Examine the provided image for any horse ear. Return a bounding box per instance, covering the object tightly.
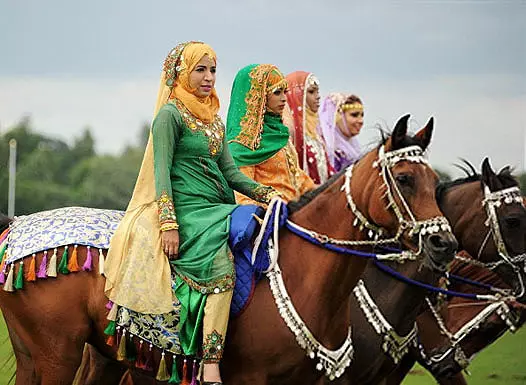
[390,114,410,150]
[481,157,497,189]
[414,117,434,151]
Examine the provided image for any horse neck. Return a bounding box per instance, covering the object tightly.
[280,178,370,324]
[363,261,437,336]
[440,183,492,260]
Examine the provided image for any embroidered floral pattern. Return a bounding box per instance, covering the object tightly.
[283,141,302,192]
[157,191,178,231]
[172,99,224,156]
[235,64,286,150]
[202,329,225,362]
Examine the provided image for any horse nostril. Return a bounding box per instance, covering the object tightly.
[428,234,458,254]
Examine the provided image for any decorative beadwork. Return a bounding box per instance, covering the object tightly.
[157,191,178,231]
[202,329,224,363]
[163,42,202,87]
[172,99,224,157]
[234,64,286,150]
[353,280,417,364]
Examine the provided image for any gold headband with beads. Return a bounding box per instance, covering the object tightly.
[339,103,363,113]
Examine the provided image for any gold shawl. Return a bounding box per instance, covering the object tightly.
[104,42,219,314]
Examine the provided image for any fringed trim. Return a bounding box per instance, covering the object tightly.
[26,254,36,282]
[14,261,24,290]
[68,245,80,272]
[3,264,14,292]
[58,246,69,275]
[83,246,93,271]
[189,359,198,385]
[156,352,170,381]
[98,249,105,275]
[0,245,107,292]
[47,249,58,277]
[109,320,199,384]
[37,251,48,279]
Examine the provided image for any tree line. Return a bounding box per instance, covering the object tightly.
[1,118,525,216]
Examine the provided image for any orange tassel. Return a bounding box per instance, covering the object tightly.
[0,258,6,275]
[26,254,37,282]
[67,245,80,272]
[106,334,116,346]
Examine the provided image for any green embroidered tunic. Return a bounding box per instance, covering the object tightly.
[152,99,272,354]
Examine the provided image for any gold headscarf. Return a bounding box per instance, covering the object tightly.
[104,42,219,314]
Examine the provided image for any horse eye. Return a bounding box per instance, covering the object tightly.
[395,174,414,187]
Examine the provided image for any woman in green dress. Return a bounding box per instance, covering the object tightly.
[104,41,277,385]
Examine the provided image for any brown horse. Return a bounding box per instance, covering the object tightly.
[383,163,526,385]
[0,115,456,385]
[314,160,526,385]
[385,257,526,385]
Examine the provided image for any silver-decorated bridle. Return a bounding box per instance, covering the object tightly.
[288,144,452,263]
[418,295,521,374]
[455,185,526,296]
[343,145,451,260]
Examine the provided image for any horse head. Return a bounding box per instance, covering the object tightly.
[438,158,526,300]
[349,114,457,272]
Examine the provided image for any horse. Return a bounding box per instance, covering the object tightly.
[0,115,457,385]
[313,159,526,385]
[383,163,526,385]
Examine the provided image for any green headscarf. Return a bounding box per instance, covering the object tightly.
[227,64,290,166]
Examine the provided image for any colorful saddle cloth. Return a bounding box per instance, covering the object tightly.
[1,203,289,352]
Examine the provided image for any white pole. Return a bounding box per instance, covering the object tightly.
[8,139,17,217]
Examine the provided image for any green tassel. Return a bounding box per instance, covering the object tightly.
[14,262,24,290]
[126,336,137,362]
[168,356,181,384]
[58,246,69,275]
[0,243,7,263]
[104,320,116,336]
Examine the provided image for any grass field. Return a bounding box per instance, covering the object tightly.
[0,316,524,384]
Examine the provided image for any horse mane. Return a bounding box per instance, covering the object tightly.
[289,129,428,214]
[450,255,509,288]
[436,160,519,206]
[0,213,11,233]
[288,169,346,213]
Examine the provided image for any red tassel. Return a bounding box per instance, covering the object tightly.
[67,245,80,272]
[181,358,191,385]
[26,254,37,282]
[143,343,154,372]
[135,340,145,369]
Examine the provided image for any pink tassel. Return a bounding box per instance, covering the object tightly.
[0,263,6,285]
[189,359,198,385]
[106,300,114,310]
[37,251,48,278]
[82,246,93,271]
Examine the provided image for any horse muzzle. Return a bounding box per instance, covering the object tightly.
[422,231,458,272]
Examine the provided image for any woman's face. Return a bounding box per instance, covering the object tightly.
[305,85,320,113]
[337,107,364,138]
[266,88,287,115]
[188,55,216,97]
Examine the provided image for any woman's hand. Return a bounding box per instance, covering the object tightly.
[162,229,180,260]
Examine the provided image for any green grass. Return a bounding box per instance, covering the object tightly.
[0,315,524,384]
[0,315,15,384]
[403,328,526,384]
